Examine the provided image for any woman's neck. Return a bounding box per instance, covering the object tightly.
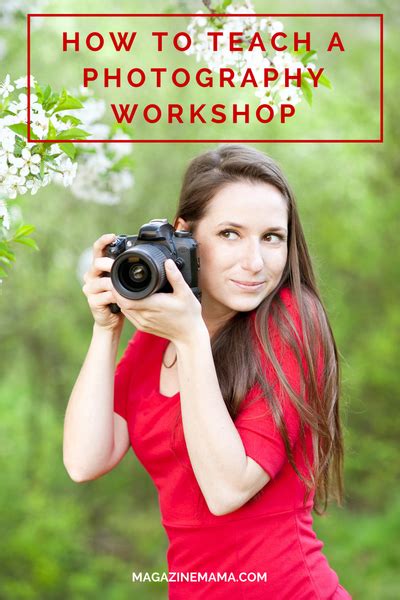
[200,296,237,339]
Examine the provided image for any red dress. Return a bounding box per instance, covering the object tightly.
[113,287,352,599]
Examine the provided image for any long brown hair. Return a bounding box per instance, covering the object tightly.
[173,144,345,516]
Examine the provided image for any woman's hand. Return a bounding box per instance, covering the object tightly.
[112,259,206,345]
[82,233,124,332]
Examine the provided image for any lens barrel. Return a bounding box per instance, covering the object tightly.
[111,245,170,299]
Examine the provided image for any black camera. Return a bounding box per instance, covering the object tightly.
[105,219,201,313]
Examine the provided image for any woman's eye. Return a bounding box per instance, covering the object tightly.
[264,233,282,242]
[219,229,239,240]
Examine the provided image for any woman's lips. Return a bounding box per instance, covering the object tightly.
[231,280,265,291]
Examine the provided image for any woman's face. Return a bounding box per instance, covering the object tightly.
[176,180,288,323]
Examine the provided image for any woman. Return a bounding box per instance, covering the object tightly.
[64,144,352,599]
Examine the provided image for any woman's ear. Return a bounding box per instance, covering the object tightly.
[174,217,191,232]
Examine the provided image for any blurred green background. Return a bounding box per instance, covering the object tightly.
[1,0,399,598]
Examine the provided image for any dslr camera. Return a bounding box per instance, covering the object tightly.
[105,218,201,313]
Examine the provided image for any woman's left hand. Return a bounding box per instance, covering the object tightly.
[112,259,206,345]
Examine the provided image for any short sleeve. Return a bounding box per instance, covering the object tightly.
[113,330,142,420]
[234,288,306,480]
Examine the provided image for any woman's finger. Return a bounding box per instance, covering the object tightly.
[82,276,113,296]
[87,290,116,309]
[112,289,143,311]
[92,233,116,260]
[112,289,167,312]
[89,256,114,277]
[164,259,190,296]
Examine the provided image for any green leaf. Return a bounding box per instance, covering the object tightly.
[302,71,332,89]
[43,93,60,111]
[47,119,57,139]
[1,109,16,117]
[52,96,84,113]
[14,224,35,238]
[43,84,51,103]
[43,153,62,163]
[110,123,130,136]
[34,82,43,97]
[111,155,134,172]
[318,74,332,89]
[301,77,313,107]
[28,143,43,154]
[3,251,15,262]
[59,143,77,160]
[0,243,16,261]
[14,237,39,250]
[58,114,82,126]
[0,266,8,278]
[301,50,317,65]
[8,124,39,140]
[55,127,89,140]
[219,0,232,10]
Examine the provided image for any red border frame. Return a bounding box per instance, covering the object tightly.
[27,13,384,144]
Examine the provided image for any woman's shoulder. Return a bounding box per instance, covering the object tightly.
[270,285,320,332]
[250,285,316,351]
[275,285,298,316]
[260,285,302,336]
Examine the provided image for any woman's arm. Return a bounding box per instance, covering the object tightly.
[63,324,130,482]
[175,324,271,516]
[63,233,130,482]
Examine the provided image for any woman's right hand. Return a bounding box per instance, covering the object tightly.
[82,233,124,331]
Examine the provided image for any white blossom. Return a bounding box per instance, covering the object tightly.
[19,149,41,177]
[111,131,133,157]
[55,156,78,187]
[1,128,16,153]
[68,97,106,127]
[25,177,42,195]
[0,0,47,28]
[14,75,37,89]
[4,174,27,199]
[31,111,49,138]
[0,74,135,208]
[192,10,207,28]
[9,92,41,114]
[268,20,283,35]
[278,86,303,105]
[0,152,8,176]
[0,74,15,98]
[185,1,316,112]
[8,154,25,175]
[70,144,134,205]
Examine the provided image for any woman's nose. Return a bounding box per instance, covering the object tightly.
[241,240,264,272]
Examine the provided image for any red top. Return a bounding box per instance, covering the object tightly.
[113,287,351,599]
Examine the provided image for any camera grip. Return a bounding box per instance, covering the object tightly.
[109,302,121,314]
[101,266,121,314]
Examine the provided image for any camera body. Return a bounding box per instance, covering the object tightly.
[105,219,201,312]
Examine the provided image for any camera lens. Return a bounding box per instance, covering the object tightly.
[118,257,152,293]
[111,245,171,299]
[129,264,148,282]
[129,264,150,283]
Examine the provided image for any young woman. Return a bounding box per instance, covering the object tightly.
[64,144,352,599]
